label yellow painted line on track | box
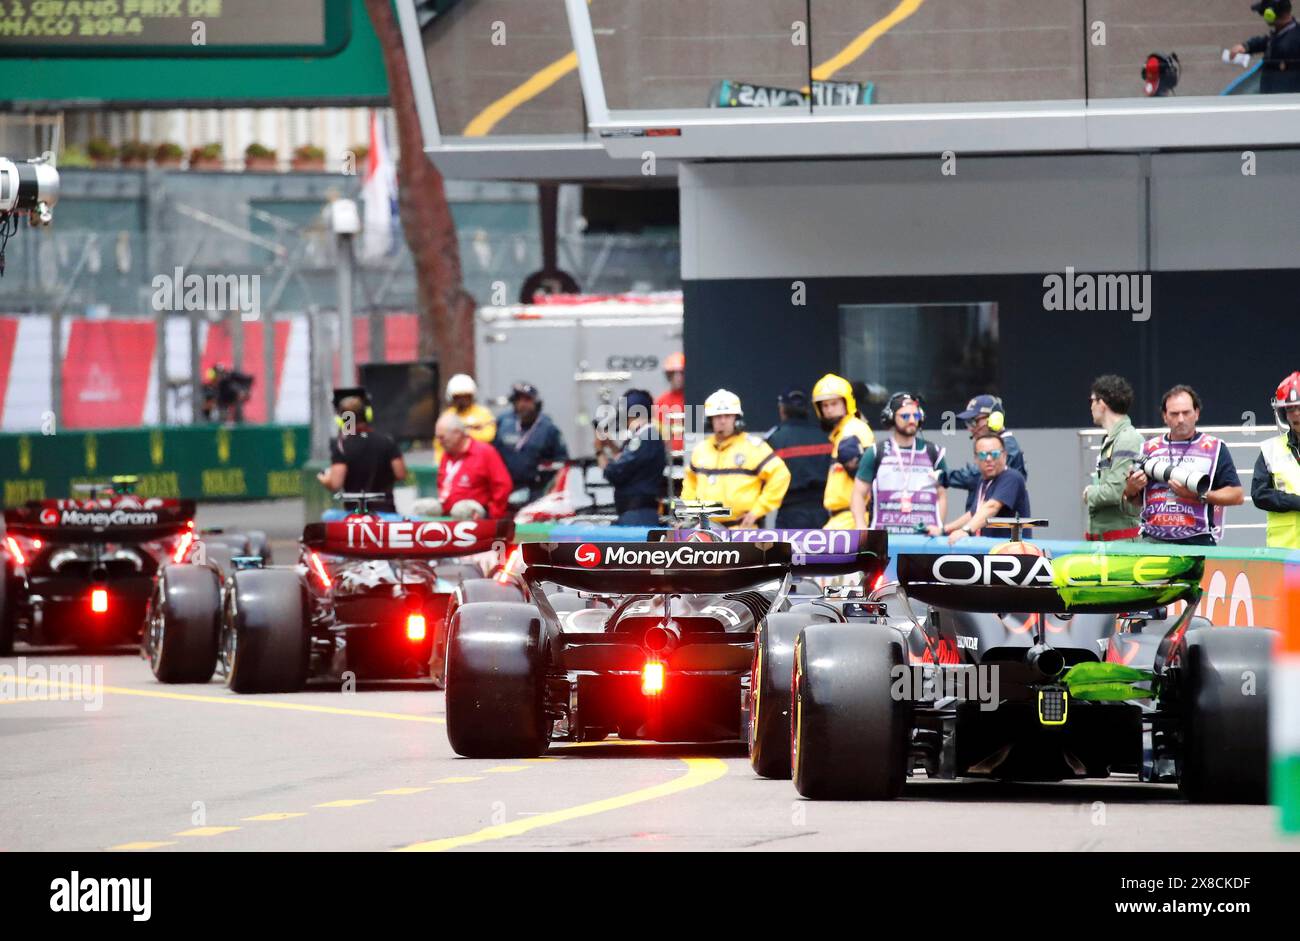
[9,675,443,724]
[465,51,579,137]
[315,799,375,808]
[375,787,430,796]
[811,0,927,81]
[431,776,483,784]
[243,812,308,821]
[484,765,529,773]
[396,757,729,852]
[111,841,177,850]
[174,826,240,837]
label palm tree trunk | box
[362,0,476,375]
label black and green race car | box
[751,531,1274,803]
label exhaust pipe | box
[1026,644,1064,678]
[642,620,680,656]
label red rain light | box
[90,588,109,614]
[406,612,427,642]
[641,661,665,696]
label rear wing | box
[4,499,196,543]
[522,540,792,594]
[302,519,513,559]
[897,552,1204,614]
[653,527,888,581]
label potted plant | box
[59,145,92,168]
[119,141,151,168]
[291,144,326,172]
[87,137,117,168]
[154,142,184,168]
[244,142,278,172]
[188,143,223,170]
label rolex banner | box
[0,425,309,506]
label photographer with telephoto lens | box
[1123,385,1244,546]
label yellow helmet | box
[811,373,857,416]
[704,388,743,417]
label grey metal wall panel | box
[1150,150,1300,272]
[680,156,1146,280]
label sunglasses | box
[896,411,921,421]
[975,449,1003,461]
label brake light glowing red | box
[172,530,195,564]
[405,612,427,642]
[5,535,26,567]
[90,589,109,614]
[309,551,332,589]
[641,661,665,696]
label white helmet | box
[446,373,477,400]
[704,388,743,418]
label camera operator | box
[1123,385,1244,547]
[203,362,254,424]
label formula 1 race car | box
[763,521,1274,804]
[442,523,887,758]
[2,487,197,653]
[145,498,518,691]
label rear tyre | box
[793,623,912,800]
[1177,626,1273,804]
[148,564,222,683]
[429,580,527,688]
[226,569,309,694]
[445,602,549,758]
[750,612,814,780]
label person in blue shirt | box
[946,394,1027,494]
[599,388,666,527]
[930,433,1031,544]
[494,382,569,503]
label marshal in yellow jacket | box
[681,432,790,526]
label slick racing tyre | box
[793,623,912,800]
[750,613,815,780]
[226,569,309,694]
[445,602,549,758]
[1177,626,1274,804]
[147,564,222,684]
[429,579,527,688]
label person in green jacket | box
[1084,375,1145,541]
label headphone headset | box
[880,392,926,428]
[335,404,374,431]
[985,396,1006,433]
[1141,52,1180,96]
[1254,0,1291,24]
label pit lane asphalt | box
[0,502,1293,852]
